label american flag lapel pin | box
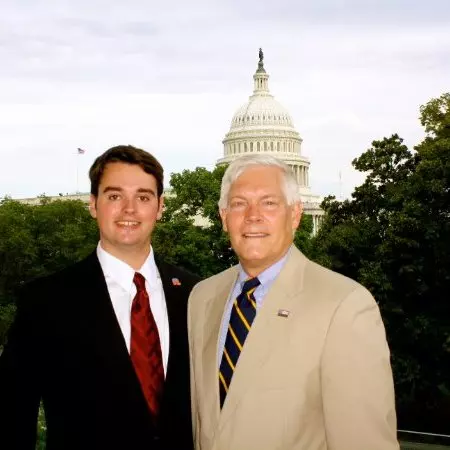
[171,278,181,286]
[277,309,290,318]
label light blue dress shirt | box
[217,247,291,366]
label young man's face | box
[89,162,163,260]
[219,165,302,276]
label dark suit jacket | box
[0,251,200,450]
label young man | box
[188,154,399,450]
[0,145,199,450]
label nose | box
[244,203,262,222]
[122,197,136,214]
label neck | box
[241,260,271,278]
[240,247,291,278]
[100,241,151,270]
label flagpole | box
[76,148,86,193]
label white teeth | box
[117,221,139,226]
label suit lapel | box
[79,253,152,423]
[202,267,239,437]
[83,253,131,372]
[218,248,308,430]
[156,260,182,376]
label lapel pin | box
[277,309,290,318]
[171,278,181,286]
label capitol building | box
[218,50,323,233]
[17,50,324,233]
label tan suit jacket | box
[188,247,399,450]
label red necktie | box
[130,272,164,418]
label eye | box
[262,199,278,208]
[107,194,120,201]
[139,195,150,202]
[229,200,246,210]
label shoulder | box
[291,247,375,309]
[187,266,237,324]
[306,258,361,293]
[155,258,202,289]
[190,265,237,300]
[18,252,99,306]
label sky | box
[0,0,449,200]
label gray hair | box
[218,154,301,209]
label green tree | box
[153,165,235,277]
[312,93,450,432]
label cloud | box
[0,0,449,200]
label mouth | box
[116,221,140,228]
[242,232,268,238]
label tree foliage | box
[312,93,450,432]
[0,198,98,347]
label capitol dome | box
[217,49,324,233]
[231,97,295,129]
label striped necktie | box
[219,277,261,408]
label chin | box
[115,238,144,248]
[240,251,268,263]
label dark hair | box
[89,145,164,197]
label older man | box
[188,154,399,450]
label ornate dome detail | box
[218,49,304,165]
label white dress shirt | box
[96,243,170,375]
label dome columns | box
[289,163,310,188]
[253,72,270,95]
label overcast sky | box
[1,0,449,200]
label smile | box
[116,221,140,226]
[243,233,268,238]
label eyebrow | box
[229,194,280,200]
[102,186,157,196]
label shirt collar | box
[96,242,159,292]
[237,245,292,288]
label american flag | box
[77,148,86,154]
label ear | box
[291,201,302,231]
[219,208,228,232]
[89,195,97,219]
[156,195,164,220]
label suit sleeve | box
[0,290,42,449]
[321,286,400,450]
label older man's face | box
[220,166,302,276]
